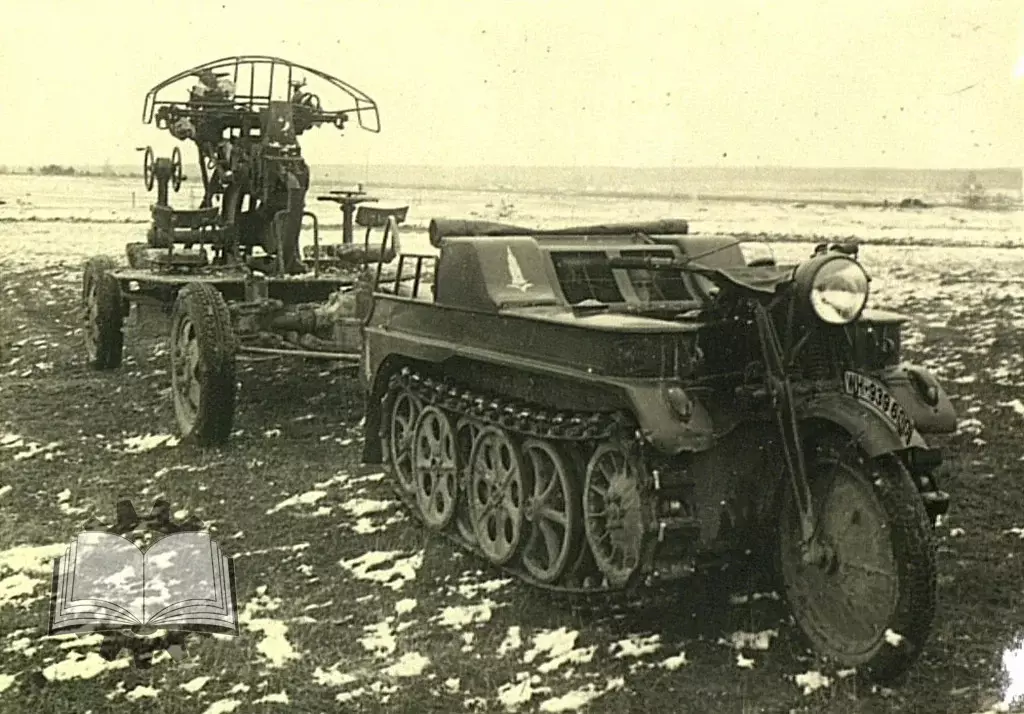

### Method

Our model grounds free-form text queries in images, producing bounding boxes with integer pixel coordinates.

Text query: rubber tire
[169,283,238,445]
[83,256,124,370]
[777,434,937,684]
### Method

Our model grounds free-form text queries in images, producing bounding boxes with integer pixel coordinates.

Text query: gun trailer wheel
[82,257,124,370]
[169,283,238,445]
[777,436,937,683]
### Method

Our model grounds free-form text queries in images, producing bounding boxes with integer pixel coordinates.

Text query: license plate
[843,371,915,446]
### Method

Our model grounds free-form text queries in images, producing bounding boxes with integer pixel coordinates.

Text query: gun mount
[136,55,387,276]
[81,56,410,445]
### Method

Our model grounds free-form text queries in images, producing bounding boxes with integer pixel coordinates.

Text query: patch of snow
[455,576,512,599]
[339,497,392,517]
[0,542,68,607]
[660,653,688,670]
[253,691,290,704]
[382,652,430,678]
[497,626,523,656]
[313,665,360,687]
[117,434,179,453]
[336,687,368,704]
[200,700,241,714]
[726,629,778,651]
[266,490,327,515]
[885,629,904,647]
[395,598,417,615]
[794,670,833,695]
[360,619,397,658]
[498,673,551,711]
[611,634,661,659]
[42,651,131,680]
[181,676,211,693]
[998,399,1024,416]
[126,685,160,700]
[238,596,301,668]
[339,550,423,591]
[736,653,755,669]
[435,601,497,630]
[537,677,625,712]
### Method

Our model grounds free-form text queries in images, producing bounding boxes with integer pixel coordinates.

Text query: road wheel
[82,256,124,370]
[169,283,237,445]
[468,426,526,565]
[777,434,937,683]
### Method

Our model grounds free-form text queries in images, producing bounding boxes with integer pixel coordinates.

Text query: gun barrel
[427,218,689,247]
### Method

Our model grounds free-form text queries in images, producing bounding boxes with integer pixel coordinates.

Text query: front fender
[876,363,957,434]
[798,392,928,458]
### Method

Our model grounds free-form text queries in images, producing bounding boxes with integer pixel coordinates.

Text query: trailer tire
[83,256,124,370]
[169,283,238,445]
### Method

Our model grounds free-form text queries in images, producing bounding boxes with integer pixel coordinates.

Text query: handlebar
[607,255,793,297]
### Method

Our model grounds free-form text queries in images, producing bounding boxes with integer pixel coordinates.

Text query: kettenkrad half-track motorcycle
[359,217,956,683]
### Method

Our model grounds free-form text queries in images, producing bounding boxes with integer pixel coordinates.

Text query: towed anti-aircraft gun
[81,56,409,443]
[361,217,956,683]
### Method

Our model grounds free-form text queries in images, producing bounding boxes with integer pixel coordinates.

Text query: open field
[3,186,1024,712]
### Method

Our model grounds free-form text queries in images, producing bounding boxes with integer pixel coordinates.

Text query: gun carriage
[81,56,408,443]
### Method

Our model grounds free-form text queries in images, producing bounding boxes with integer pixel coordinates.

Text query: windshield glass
[550,249,697,305]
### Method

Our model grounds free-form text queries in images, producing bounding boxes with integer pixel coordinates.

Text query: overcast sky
[2,0,1022,169]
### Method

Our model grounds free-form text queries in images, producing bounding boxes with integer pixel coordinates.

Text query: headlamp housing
[792,253,870,325]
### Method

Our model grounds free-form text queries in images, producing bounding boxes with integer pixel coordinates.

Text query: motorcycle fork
[752,303,828,566]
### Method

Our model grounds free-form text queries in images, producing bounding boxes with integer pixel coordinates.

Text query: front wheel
[777,435,936,683]
[169,283,238,445]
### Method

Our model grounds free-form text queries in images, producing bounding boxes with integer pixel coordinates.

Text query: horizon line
[7,162,1022,173]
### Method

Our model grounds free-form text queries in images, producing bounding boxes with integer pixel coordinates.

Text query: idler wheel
[386,384,423,496]
[468,426,526,565]
[454,418,485,545]
[411,406,458,530]
[582,442,647,589]
[520,438,583,584]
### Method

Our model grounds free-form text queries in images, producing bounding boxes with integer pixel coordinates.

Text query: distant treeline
[0,165,142,178]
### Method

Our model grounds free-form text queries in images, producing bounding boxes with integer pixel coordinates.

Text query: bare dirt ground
[3,245,1024,713]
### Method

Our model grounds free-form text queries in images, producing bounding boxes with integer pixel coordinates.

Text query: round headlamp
[794,254,870,325]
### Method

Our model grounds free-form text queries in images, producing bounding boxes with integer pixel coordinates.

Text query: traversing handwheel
[171,147,183,192]
[143,147,155,191]
[297,92,321,112]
